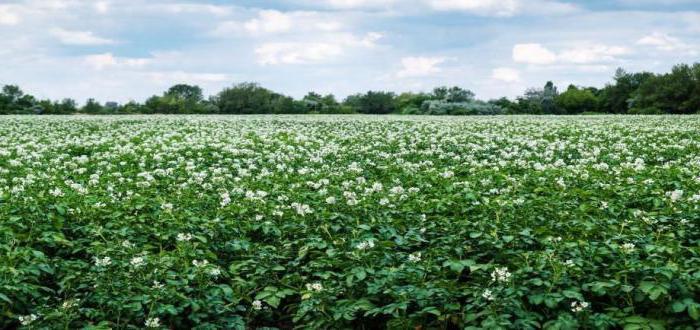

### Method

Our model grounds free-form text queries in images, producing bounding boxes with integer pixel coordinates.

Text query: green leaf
[671,300,687,313]
[0,293,11,304]
[638,281,668,301]
[689,303,700,320]
[421,306,441,316]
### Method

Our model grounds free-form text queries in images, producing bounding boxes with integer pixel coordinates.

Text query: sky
[0,0,699,103]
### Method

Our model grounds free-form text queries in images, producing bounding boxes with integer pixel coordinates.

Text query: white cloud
[314,0,577,16]
[397,56,447,78]
[94,1,110,14]
[317,0,399,9]
[255,42,344,65]
[245,10,294,34]
[0,5,20,25]
[51,28,115,45]
[84,53,117,69]
[161,3,231,16]
[491,67,520,82]
[637,32,695,53]
[558,44,629,64]
[428,0,519,16]
[216,10,343,36]
[255,32,381,65]
[147,71,230,84]
[513,43,628,65]
[513,43,557,64]
[362,32,383,46]
[84,53,150,70]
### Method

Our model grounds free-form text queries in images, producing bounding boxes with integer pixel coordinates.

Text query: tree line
[1,63,698,115]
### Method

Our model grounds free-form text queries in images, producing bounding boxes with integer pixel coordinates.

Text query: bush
[421,100,504,115]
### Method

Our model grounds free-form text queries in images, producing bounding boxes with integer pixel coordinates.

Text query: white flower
[18,314,38,326]
[570,301,590,313]
[130,256,145,268]
[441,170,454,178]
[208,267,222,277]
[122,240,135,248]
[252,300,263,310]
[549,236,562,243]
[325,196,336,204]
[481,289,494,301]
[621,243,636,253]
[390,186,405,195]
[192,259,209,268]
[49,187,64,197]
[291,202,313,216]
[556,177,566,188]
[305,282,323,292]
[220,192,231,207]
[408,252,422,263]
[145,317,160,328]
[61,299,79,309]
[356,240,375,250]
[667,189,683,202]
[490,267,512,283]
[564,259,575,267]
[152,281,165,289]
[161,203,173,212]
[94,256,112,267]
[176,233,193,242]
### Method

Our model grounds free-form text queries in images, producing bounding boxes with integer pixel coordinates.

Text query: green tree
[432,86,475,102]
[346,91,397,114]
[82,98,104,114]
[302,92,342,114]
[144,84,213,114]
[599,68,654,113]
[542,81,560,114]
[556,85,598,114]
[490,97,518,114]
[1,85,35,114]
[165,84,203,103]
[632,63,700,114]
[56,99,78,114]
[214,82,298,114]
[516,88,545,114]
[396,92,430,113]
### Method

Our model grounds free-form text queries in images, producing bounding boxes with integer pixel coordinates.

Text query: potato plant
[1,115,700,329]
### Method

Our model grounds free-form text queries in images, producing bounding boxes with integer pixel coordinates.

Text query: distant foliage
[421,100,503,115]
[1,62,699,115]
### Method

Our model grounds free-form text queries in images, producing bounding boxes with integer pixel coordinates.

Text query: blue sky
[0,0,698,103]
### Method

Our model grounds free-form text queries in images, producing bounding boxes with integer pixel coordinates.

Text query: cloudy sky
[1,0,698,103]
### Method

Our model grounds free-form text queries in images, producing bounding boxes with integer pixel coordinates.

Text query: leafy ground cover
[1,115,700,329]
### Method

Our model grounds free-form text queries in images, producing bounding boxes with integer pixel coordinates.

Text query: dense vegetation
[2,115,700,328]
[1,63,698,115]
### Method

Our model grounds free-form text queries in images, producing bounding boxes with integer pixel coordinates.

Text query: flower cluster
[490,267,512,283]
[570,301,590,313]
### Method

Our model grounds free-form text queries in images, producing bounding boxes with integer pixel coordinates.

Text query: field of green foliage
[2,115,700,329]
